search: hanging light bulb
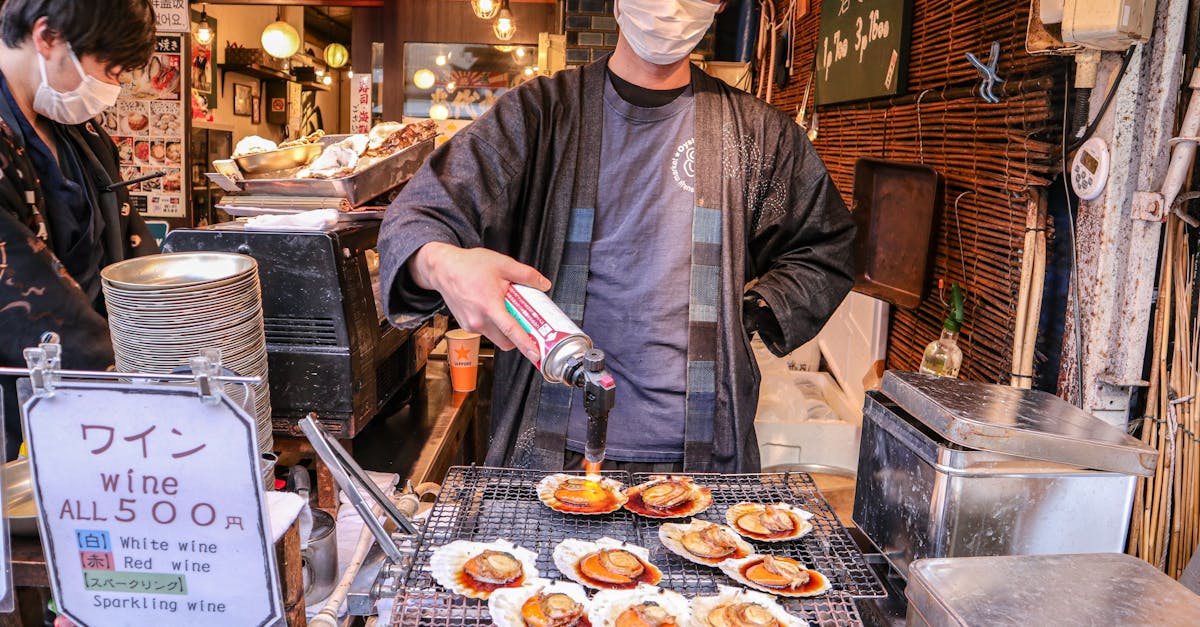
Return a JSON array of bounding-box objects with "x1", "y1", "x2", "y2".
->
[
  {"x1": 347, "y1": 70, "x2": 355, "y2": 79},
  {"x1": 324, "y1": 43, "x2": 349, "y2": 69},
  {"x1": 435, "y1": 54, "x2": 448, "y2": 66},
  {"x1": 194, "y1": 4, "x2": 213, "y2": 46},
  {"x1": 261, "y1": 9, "x2": 300, "y2": 59},
  {"x1": 413, "y1": 68, "x2": 436, "y2": 90},
  {"x1": 446, "y1": 81, "x2": 457, "y2": 92},
  {"x1": 429, "y1": 103, "x2": 450, "y2": 120},
  {"x1": 493, "y1": 0, "x2": 516, "y2": 41},
  {"x1": 322, "y1": 75, "x2": 333, "y2": 86},
  {"x1": 471, "y1": 0, "x2": 500, "y2": 20}
]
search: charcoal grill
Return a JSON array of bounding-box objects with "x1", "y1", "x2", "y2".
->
[{"x1": 391, "y1": 466, "x2": 884, "y2": 626}]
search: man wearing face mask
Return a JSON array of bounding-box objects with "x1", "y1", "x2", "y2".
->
[
  {"x1": 0, "y1": 0, "x2": 159, "y2": 458},
  {"x1": 380, "y1": 0, "x2": 854, "y2": 473}
]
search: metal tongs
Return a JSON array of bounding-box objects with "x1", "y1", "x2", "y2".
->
[{"x1": 300, "y1": 414, "x2": 417, "y2": 563}]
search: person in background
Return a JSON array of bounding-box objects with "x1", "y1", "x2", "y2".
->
[
  {"x1": 0, "y1": 0, "x2": 159, "y2": 459},
  {"x1": 380, "y1": 0, "x2": 854, "y2": 473}
]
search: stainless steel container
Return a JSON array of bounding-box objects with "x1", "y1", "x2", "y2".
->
[
  {"x1": 853, "y1": 371, "x2": 1158, "y2": 579},
  {"x1": 905, "y1": 553, "x2": 1200, "y2": 626}
]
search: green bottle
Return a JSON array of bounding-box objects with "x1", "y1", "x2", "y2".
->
[{"x1": 919, "y1": 284, "x2": 964, "y2": 378}]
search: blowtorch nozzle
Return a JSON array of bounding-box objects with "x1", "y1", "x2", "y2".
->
[{"x1": 572, "y1": 348, "x2": 615, "y2": 464}]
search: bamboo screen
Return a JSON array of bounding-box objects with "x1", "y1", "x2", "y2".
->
[{"x1": 770, "y1": 0, "x2": 1063, "y2": 383}]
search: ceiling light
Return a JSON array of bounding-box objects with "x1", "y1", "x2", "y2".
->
[
  {"x1": 429, "y1": 103, "x2": 450, "y2": 120},
  {"x1": 435, "y1": 54, "x2": 448, "y2": 66},
  {"x1": 194, "y1": 4, "x2": 213, "y2": 46},
  {"x1": 413, "y1": 68, "x2": 436, "y2": 90},
  {"x1": 446, "y1": 81, "x2": 457, "y2": 92},
  {"x1": 471, "y1": 0, "x2": 500, "y2": 20},
  {"x1": 322, "y1": 75, "x2": 333, "y2": 86},
  {"x1": 261, "y1": 10, "x2": 300, "y2": 59},
  {"x1": 324, "y1": 43, "x2": 349, "y2": 69},
  {"x1": 493, "y1": 1, "x2": 516, "y2": 41}
]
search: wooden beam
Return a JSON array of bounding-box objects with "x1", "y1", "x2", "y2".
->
[{"x1": 200, "y1": 1, "x2": 385, "y2": 7}]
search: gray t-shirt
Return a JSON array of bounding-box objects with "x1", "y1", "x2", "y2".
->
[{"x1": 564, "y1": 75, "x2": 694, "y2": 462}]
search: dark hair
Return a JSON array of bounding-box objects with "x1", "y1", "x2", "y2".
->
[{"x1": 0, "y1": 0, "x2": 156, "y2": 73}]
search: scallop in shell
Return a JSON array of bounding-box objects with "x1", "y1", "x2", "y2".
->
[
  {"x1": 488, "y1": 579, "x2": 592, "y2": 627},
  {"x1": 623, "y1": 475, "x2": 713, "y2": 518},
  {"x1": 718, "y1": 555, "x2": 830, "y2": 598},
  {"x1": 538, "y1": 473, "x2": 628, "y2": 515},
  {"x1": 689, "y1": 585, "x2": 804, "y2": 627},
  {"x1": 553, "y1": 537, "x2": 662, "y2": 590},
  {"x1": 588, "y1": 583, "x2": 691, "y2": 627},
  {"x1": 724, "y1": 502, "x2": 814, "y2": 542},
  {"x1": 658, "y1": 518, "x2": 754, "y2": 567},
  {"x1": 429, "y1": 539, "x2": 540, "y2": 599}
]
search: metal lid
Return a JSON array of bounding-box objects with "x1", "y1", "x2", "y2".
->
[
  {"x1": 881, "y1": 371, "x2": 1157, "y2": 476},
  {"x1": 906, "y1": 554, "x2": 1200, "y2": 626}
]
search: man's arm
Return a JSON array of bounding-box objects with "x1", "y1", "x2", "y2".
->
[{"x1": 746, "y1": 128, "x2": 856, "y2": 356}]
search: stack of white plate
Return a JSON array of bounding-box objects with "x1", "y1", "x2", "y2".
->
[{"x1": 101, "y1": 253, "x2": 275, "y2": 465}]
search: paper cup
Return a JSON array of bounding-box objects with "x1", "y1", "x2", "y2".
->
[{"x1": 446, "y1": 329, "x2": 482, "y2": 392}]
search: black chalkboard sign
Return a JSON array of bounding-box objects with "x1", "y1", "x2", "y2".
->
[{"x1": 815, "y1": 0, "x2": 912, "y2": 105}]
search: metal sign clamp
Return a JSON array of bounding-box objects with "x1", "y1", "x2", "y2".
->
[{"x1": 22, "y1": 333, "x2": 61, "y2": 398}]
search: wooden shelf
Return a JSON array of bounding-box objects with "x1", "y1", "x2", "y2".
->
[
  {"x1": 219, "y1": 62, "x2": 291, "y2": 82},
  {"x1": 299, "y1": 81, "x2": 331, "y2": 92}
]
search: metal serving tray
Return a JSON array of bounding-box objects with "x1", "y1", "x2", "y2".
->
[
  {"x1": 241, "y1": 138, "x2": 436, "y2": 207},
  {"x1": 391, "y1": 466, "x2": 884, "y2": 626},
  {"x1": 880, "y1": 370, "x2": 1157, "y2": 476},
  {"x1": 906, "y1": 553, "x2": 1200, "y2": 627}
]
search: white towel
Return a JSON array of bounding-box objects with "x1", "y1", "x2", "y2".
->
[{"x1": 244, "y1": 208, "x2": 339, "y2": 231}]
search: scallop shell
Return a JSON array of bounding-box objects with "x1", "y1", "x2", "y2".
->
[
  {"x1": 588, "y1": 583, "x2": 691, "y2": 627},
  {"x1": 537, "y1": 473, "x2": 628, "y2": 515},
  {"x1": 659, "y1": 518, "x2": 755, "y2": 567},
  {"x1": 429, "y1": 539, "x2": 540, "y2": 599},
  {"x1": 552, "y1": 537, "x2": 662, "y2": 590},
  {"x1": 724, "y1": 502, "x2": 814, "y2": 542},
  {"x1": 488, "y1": 578, "x2": 591, "y2": 627},
  {"x1": 717, "y1": 555, "x2": 831, "y2": 598},
  {"x1": 624, "y1": 475, "x2": 714, "y2": 519},
  {"x1": 689, "y1": 585, "x2": 805, "y2": 627}
]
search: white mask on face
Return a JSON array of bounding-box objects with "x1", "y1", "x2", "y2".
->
[
  {"x1": 33, "y1": 45, "x2": 122, "y2": 125},
  {"x1": 616, "y1": 0, "x2": 719, "y2": 65}
]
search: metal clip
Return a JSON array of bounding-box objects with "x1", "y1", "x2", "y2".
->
[
  {"x1": 966, "y1": 41, "x2": 1004, "y2": 103},
  {"x1": 189, "y1": 348, "x2": 223, "y2": 405},
  {"x1": 22, "y1": 333, "x2": 62, "y2": 397}
]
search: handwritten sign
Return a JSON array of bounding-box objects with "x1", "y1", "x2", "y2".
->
[
  {"x1": 351, "y1": 73, "x2": 373, "y2": 134},
  {"x1": 153, "y1": 0, "x2": 189, "y2": 33},
  {"x1": 23, "y1": 384, "x2": 283, "y2": 627},
  {"x1": 815, "y1": 0, "x2": 911, "y2": 105}
]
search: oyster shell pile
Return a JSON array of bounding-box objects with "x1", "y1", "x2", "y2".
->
[
  {"x1": 489, "y1": 579, "x2": 591, "y2": 627},
  {"x1": 658, "y1": 519, "x2": 754, "y2": 566},
  {"x1": 725, "y1": 502, "x2": 814, "y2": 542},
  {"x1": 537, "y1": 473, "x2": 628, "y2": 515},
  {"x1": 624, "y1": 476, "x2": 713, "y2": 518},
  {"x1": 296, "y1": 119, "x2": 438, "y2": 179},
  {"x1": 553, "y1": 537, "x2": 661, "y2": 590},
  {"x1": 718, "y1": 555, "x2": 830, "y2": 598},
  {"x1": 429, "y1": 539, "x2": 539, "y2": 599},
  {"x1": 689, "y1": 585, "x2": 804, "y2": 627}
]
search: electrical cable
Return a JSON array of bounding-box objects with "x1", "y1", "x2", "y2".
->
[
  {"x1": 1063, "y1": 74, "x2": 1085, "y2": 408},
  {"x1": 1068, "y1": 46, "x2": 1138, "y2": 153}
]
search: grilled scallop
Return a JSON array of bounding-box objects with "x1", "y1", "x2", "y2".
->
[
  {"x1": 658, "y1": 519, "x2": 754, "y2": 566},
  {"x1": 589, "y1": 584, "x2": 690, "y2": 627},
  {"x1": 489, "y1": 579, "x2": 591, "y2": 627},
  {"x1": 553, "y1": 537, "x2": 662, "y2": 590},
  {"x1": 725, "y1": 502, "x2": 814, "y2": 542},
  {"x1": 538, "y1": 473, "x2": 628, "y2": 515},
  {"x1": 429, "y1": 539, "x2": 539, "y2": 599},
  {"x1": 690, "y1": 586, "x2": 804, "y2": 627},
  {"x1": 623, "y1": 476, "x2": 712, "y2": 518},
  {"x1": 719, "y1": 555, "x2": 831, "y2": 597}
]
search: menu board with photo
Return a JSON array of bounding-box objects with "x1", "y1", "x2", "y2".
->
[{"x1": 100, "y1": 34, "x2": 187, "y2": 220}]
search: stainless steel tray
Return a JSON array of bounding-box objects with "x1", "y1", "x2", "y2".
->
[
  {"x1": 240, "y1": 138, "x2": 435, "y2": 206},
  {"x1": 880, "y1": 370, "x2": 1158, "y2": 476}
]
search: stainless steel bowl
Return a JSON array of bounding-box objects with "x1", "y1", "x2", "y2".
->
[
  {"x1": 233, "y1": 143, "x2": 322, "y2": 175},
  {"x1": 101, "y1": 252, "x2": 257, "y2": 291},
  {"x1": 5, "y1": 458, "x2": 37, "y2": 536}
]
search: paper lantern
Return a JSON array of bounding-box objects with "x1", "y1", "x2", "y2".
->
[
  {"x1": 324, "y1": 43, "x2": 349, "y2": 69},
  {"x1": 261, "y1": 21, "x2": 300, "y2": 59}
]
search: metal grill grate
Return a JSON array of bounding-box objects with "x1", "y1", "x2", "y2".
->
[{"x1": 392, "y1": 467, "x2": 881, "y2": 626}]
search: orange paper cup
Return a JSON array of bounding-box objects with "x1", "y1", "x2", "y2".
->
[{"x1": 445, "y1": 329, "x2": 482, "y2": 392}]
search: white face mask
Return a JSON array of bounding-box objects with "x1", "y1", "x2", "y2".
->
[
  {"x1": 617, "y1": 0, "x2": 719, "y2": 66},
  {"x1": 33, "y1": 46, "x2": 122, "y2": 125}
]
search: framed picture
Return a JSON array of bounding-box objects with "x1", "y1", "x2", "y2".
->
[
  {"x1": 251, "y1": 96, "x2": 261, "y2": 124},
  {"x1": 233, "y1": 83, "x2": 253, "y2": 116}
]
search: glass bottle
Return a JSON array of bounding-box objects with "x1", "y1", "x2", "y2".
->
[{"x1": 919, "y1": 326, "x2": 963, "y2": 378}]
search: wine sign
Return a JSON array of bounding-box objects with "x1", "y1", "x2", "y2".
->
[
  {"x1": 23, "y1": 384, "x2": 283, "y2": 627},
  {"x1": 815, "y1": 0, "x2": 912, "y2": 105}
]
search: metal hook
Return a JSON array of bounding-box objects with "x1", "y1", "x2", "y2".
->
[{"x1": 965, "y1": 41, "x2": 1004, "y2": 103}]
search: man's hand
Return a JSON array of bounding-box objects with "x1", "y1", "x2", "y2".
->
[{"x1": 410, "y1": 242, "x2": 551, "y2": 362}]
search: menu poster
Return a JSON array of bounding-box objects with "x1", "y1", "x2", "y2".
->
[
  {"x1": 22, "y1": 384, "x2": 285, "y2": 626},
  {"x1": 101, "y1": 34, "x2": 186, "y2": 219},
  {"x1": 351, "y1": 73, "x2": 372, "y2": 134},
  {"x1": 153, "y1": 0, "x2": 189, "y2": 33}
]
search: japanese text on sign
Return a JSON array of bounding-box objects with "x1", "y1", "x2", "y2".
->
[
  {"x1": 153, "y1": 0, "x2": 189, "y2": 33},
  {"x1": 24, "y1": 385, "x2": 283, "y2": 626}
]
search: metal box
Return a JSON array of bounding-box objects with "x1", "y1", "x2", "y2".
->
[
  {"x1": 853, "y1": 371, "x2": 1157, "y2": 579},
  {"x1": 905, "y1": 553, "x2": 1200, "y2": 626}
]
